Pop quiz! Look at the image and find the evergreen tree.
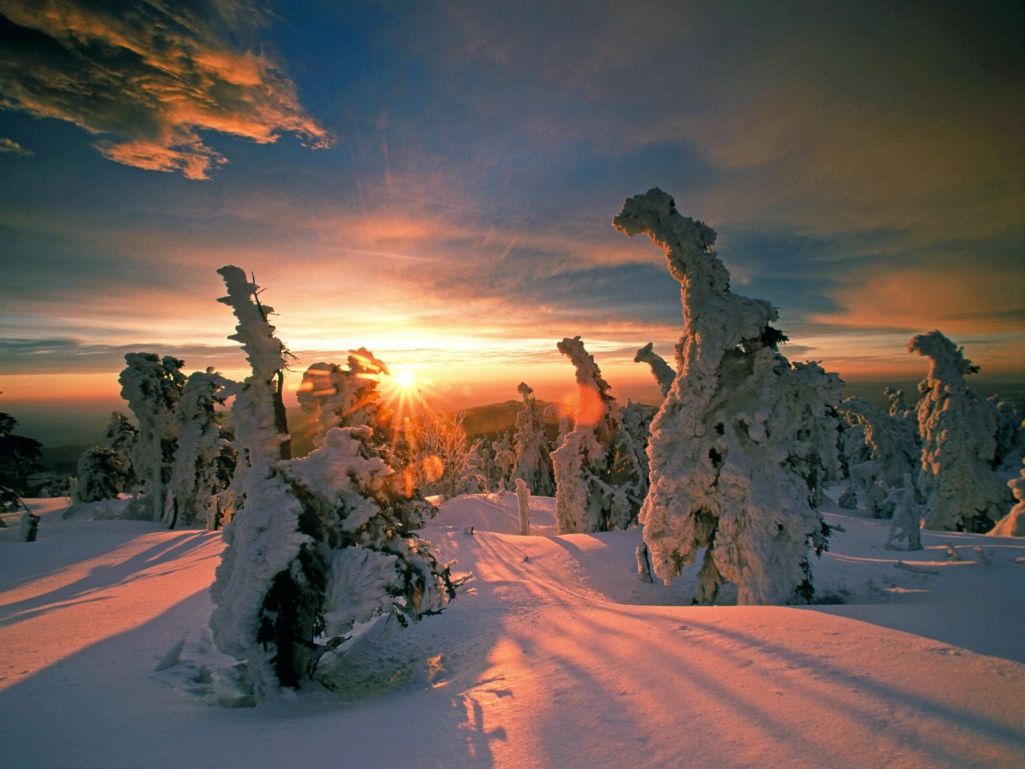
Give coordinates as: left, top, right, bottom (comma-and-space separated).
0, 412, 41, 513
634, 342, 674, 397
118, 354, 185, 521
513, 382, 555, 496
209, 266, 454, 696
909, 331, 1005, 532
614, 188, 828, 605
551, 337, 645, 533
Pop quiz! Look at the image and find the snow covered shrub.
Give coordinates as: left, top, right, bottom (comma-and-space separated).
164, 370, 234, 528
513, 382, 555, 496
412, 410, 484, 499
992, 399, 1025, 477
209, 266, 454, 695
491, 432, 516, 490
118, 353, 185, 522
74, 447, 126, 503
909, 331, 1006, 532
634, 342, 674, 398
990, 460, 1025, 537
613, 188, 829, 605
551, 336, 645, 533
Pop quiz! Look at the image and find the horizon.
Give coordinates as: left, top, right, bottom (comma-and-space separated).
1, 1, 1023, 448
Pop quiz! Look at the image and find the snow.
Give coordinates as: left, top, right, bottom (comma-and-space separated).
3, 493, 1025, 769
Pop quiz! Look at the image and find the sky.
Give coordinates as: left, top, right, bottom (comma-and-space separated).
1, 0, 1023, 444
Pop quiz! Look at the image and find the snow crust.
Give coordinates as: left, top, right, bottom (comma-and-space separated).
4, 495, 1025, 769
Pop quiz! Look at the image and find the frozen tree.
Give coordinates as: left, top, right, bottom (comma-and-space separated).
119, 353, 185, 522
100, 412, 138, 491
74, 448, 126, 503
513, 382, 555, 496
210, 266, 453, 695
886, 473, 922, 550
990, 460, 1025, 537
551, 336, 645, 533
613, 188, 828, 605
909, 331, 1005, 532
780, 361, 843, 508
634, 342, 674, 397
413, 411, 482, 500
297, 350, 391, 448
491, 432, 516, 491
163, 370, 235, 529
619, 400, 654, 494
992, 400, 1025, 476
838, 395, 919, 516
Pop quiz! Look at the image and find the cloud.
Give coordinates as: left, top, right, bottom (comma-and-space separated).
0, 135, 32, 155
0, 0, 330, 178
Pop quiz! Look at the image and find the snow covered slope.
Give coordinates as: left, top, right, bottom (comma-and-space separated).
2, 494, 1024, 769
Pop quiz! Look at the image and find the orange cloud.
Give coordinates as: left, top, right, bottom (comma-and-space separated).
810, 266, 1025, 335
0, 0, 331, 179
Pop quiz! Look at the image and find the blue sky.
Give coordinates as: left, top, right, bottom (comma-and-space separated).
1, 0, 1023, 441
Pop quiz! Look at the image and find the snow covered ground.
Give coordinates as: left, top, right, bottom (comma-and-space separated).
2, 493, 1024, 769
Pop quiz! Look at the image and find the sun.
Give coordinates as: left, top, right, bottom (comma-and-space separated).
393, 367, 416, 389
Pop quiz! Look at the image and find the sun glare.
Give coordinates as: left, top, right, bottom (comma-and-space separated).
394, 367, 416, 389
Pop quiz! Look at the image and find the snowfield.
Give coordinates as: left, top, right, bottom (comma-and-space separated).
2, 493, 1024, 769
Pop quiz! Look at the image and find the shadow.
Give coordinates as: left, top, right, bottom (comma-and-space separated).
0, 532, 214, 627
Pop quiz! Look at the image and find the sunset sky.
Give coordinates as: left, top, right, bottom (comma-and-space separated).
1, 0, 1023, 442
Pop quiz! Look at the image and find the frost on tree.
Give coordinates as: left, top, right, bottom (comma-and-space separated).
779, 361, 843, 508
209, 266, 453, 695
513, 382, 555, 496
909, 331, 1005, 532
839, 394, 919, 517
634, 342, 675, 398
164, 370, 235, 529
990, 460, 1025, 537
74, 448, 126, 503
102, 411, 139, 492
614, 188, 828, 605
886, 473, 922, 550
118, 353, 185, 522
551, 336, 645, 533
297, 350, 391, 447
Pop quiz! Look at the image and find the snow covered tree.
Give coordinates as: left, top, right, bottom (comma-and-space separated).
779, 361, 843, 508
909, 331, 1005, 532
118, 353, 185, 522
491, 432, 516, 491
74, 447, 126, 503
513, 382, 555, 496
551, 336, 645, 533
101, 411, 139, 491
838, 394, 919, 516
886, 473, 922, 550
634, 342, 674, 397
619, 400, 655, 490
163, 370, 235, 529
297, 350, 392, 448
0, 412, 42, 515
992, 399, 1025, 476
990, 460, 1025, 537
412, 410, 482, 500
209, 266, 454, 696
613, 188, 828, 605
